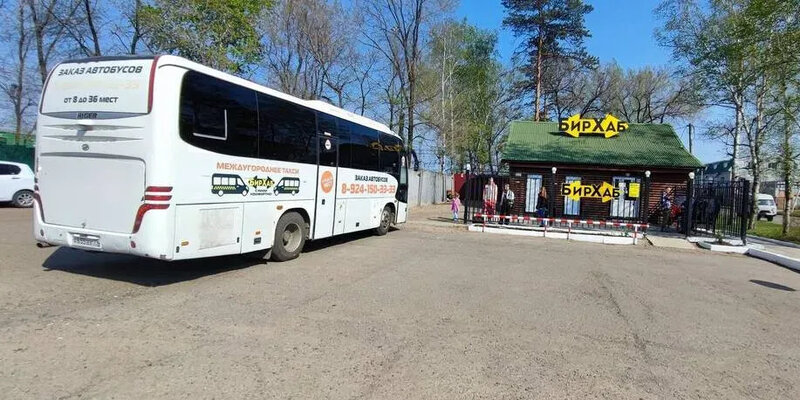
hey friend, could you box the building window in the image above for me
[525,174,542,213]
[610,176,641,219]
[564,176,580,216]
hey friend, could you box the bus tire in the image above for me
[375,206,393,236]
[271,212,306,261]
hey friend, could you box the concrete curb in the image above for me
[467,224,638,245]
[747,248,800,271]
[694,240,800,271]
[696,241,749,254]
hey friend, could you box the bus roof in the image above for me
[60,55,398,138]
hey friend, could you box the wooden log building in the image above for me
[501,120,703,223]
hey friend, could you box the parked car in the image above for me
[756,193,778,221]
[0,161,35,208]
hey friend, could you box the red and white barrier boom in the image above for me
[472,213,649,241]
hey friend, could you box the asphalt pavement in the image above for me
[1,206,799,399]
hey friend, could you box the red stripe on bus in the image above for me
[144,194,172,201]
[147,56,161,113]
[132,203,169,234]
[145,186,173,193]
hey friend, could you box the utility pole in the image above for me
[687,123,694,155]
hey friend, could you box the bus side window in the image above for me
[258,92,316,164]
[337,119,353,169]
[379,133,402,178]
[350,125,380,172]
[179,71,258,158]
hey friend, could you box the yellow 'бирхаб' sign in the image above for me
[561,181,620,203]
[558,114,629,138]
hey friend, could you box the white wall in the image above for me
[408,170,453,207]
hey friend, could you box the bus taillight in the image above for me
[132,186,172,234]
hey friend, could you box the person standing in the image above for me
[483,177,498,214]
[535,187,549,218]
[451,192,462,223]
[660,188,672,232]
[500,183,515,225]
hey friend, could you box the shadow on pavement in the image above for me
[749,279,796,292]
[427,217,456,223]
[42,247,258,287]
[41,229,390,286]
[302,228,387,253]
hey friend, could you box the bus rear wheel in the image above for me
[271,212,307,262]
[375,206,393,236]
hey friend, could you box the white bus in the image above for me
[34,55,412,261]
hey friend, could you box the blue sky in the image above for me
[455,0,726,164]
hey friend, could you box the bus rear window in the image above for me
[40,58,155,118]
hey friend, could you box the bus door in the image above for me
[314,135,338,239]
[396,154,409,223]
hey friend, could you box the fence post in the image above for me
[644,170,651,224]
[550,167,557,218]
[463,170,470,223]
[741,179,750,244]
[685,172,695,238]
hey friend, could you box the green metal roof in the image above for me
[502,121,703,169]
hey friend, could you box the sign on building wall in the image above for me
[558,114,629,138]
[561,181,620,203]
[561,180,640,202]
[628,182,640,198]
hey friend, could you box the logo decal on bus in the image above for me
[212,173,249,197]
[320,171,334,193]
[247,175,275,196]
[274,177,301,195]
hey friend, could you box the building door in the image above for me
[564,176,581,216]
[610,176,640,219]
[525,174,542,213]
[314,135,338,239]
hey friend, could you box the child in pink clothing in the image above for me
[451,193,462,223]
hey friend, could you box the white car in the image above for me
[756,193,778,221]
[0,161,35,208]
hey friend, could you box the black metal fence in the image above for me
[685,179,750,242]
[460,172,751,242]
[461,174,510,222]
[461,173,652,224]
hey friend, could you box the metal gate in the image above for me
[461,174,510,222]
[685,179,750,242]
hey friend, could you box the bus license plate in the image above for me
[72,235,101,249]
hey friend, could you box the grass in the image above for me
[748,220,800,244]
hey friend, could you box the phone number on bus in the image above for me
[341,183,397,195]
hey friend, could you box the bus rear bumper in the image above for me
[33,207,173,260]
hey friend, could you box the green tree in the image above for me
[141,0,269,74]
[501,0,595,121]
[658,0,800,229]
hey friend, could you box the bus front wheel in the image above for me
[271,212,307,262]
[375,206,393,236]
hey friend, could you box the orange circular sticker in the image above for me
[320,171,334,193]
